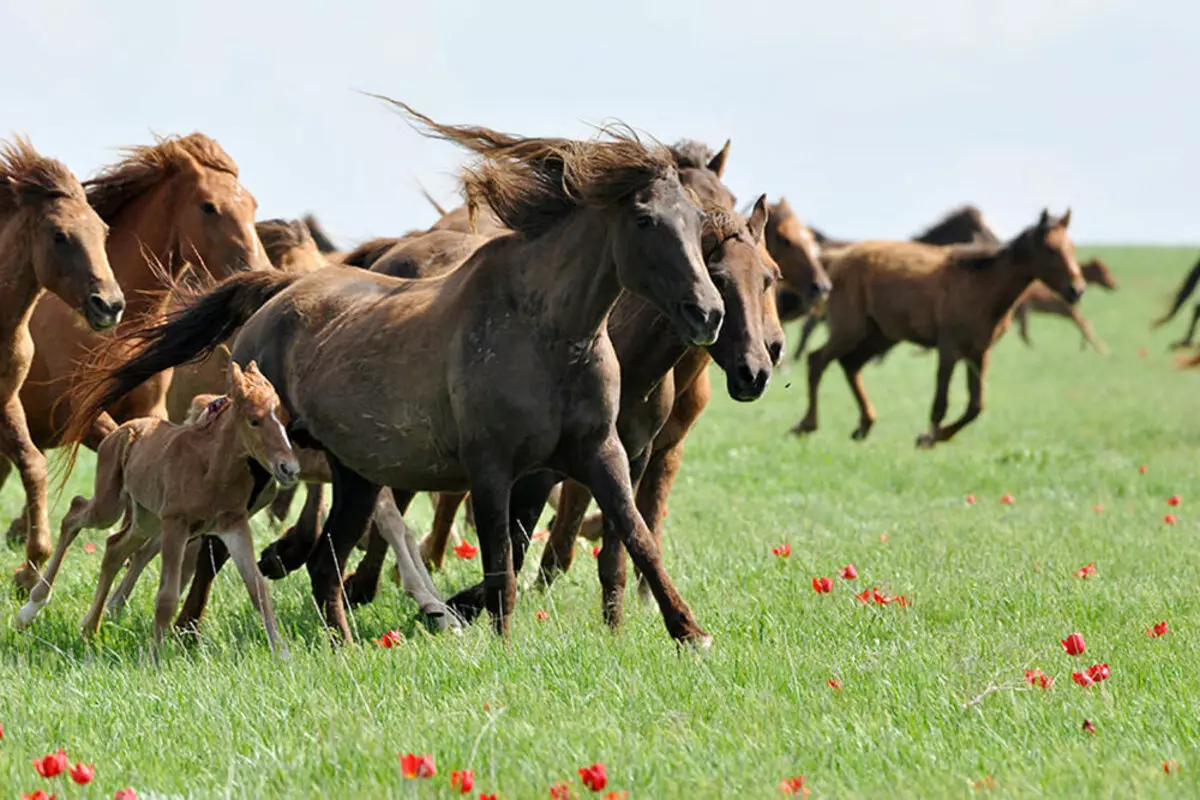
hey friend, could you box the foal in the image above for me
[795,209,1085,447]
[18,361,297,653]
[1013,258,1118,353]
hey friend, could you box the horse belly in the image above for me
[865,277,938,347]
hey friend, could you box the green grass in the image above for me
[3,246,1200,798]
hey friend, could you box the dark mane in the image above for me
[949,215,1055,271]
[0,137,85,215]
[914,205,1000,247]
[373,96,676,238]
[255,218,316,266]
[85,133,239,222]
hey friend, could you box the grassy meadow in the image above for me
[3,245,1200,798]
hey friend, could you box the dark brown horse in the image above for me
[795,210,1084,447]
[1013,258,1118,353]
[0,138,124,585]
[1153,254,1200,349]
[64,104,725,645]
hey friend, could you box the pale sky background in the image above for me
[2,1,1193,245]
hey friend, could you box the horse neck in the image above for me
[103,180,182,323]
[975,254,1037,323]
[195,406,249,485]
[609,294,689,394]
[0,214,46,335]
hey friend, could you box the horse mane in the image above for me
[255,218,317,266]
[914,205,1001,247]
[669,139,714,170]
[85,133,238,222]
[373,96,676,238]
[0,137,86,215]
[702,207,744,244]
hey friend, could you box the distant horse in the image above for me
[0,138,125,584]
[1013,258,1118,353]
[1153,253,1200,349]
[63,102,726,646]
[7,134,268,587]
[795,210,1084,447]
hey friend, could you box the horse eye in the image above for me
[249,419,260,428]
[200,201,218,216]
[52,230,68,244]
[635,215,653,229]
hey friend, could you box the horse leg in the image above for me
[305,459,381,644]
[933,352,988,443]
[535,479,593,588]
[419,491,466,570]
[793,341,837,435]
[268,484,297,526]
[174,535,229,635]
[633,440,683,603]
[152,519,190,647]
[343,489,414,607]
[1170,304,1200,349]
[219,518,288,658]
[1071,309,1107,354]
[792,313,822,361]
[107,527,160,617]
[917,348,957,448]
[81,508,157,637]
[841,340,890,441]
[446,462,514,636]
[576,434,706,644]
[1015,305,1032,347]
[258,481,324,580]
[1,397,51,591]
[370,492,460,631]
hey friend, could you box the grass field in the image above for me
[2,246,1200,798]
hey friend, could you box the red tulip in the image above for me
[451,769,475,794]
[1071,671,1095,687]
[827,678,842,690]
[1168,495,1182,507]
[83,543,97,554]
[779,776,810,795]
[0,722,4,739]
[21,792,56,800]
[1074,563,1096,579]
[69,762,95,785]
[114,791,138,800]
[481,794,498,800]
[454,541,479,560]
[1024,668,1053,689]
[1082,719,1096,734]
[1164,759,1180,774]
[33,749,67,778]
[1086,663,1110,682]
[399,753,436,779]
[550,781,572,799]
[1061,632,1086,656]
[965,494,976,505]
[811,577,833,594]
[1164,514,1177,525]
[374,630,403,649]
[578,762,607,792]
[535,610,549,621]
[1148,620,1169,637]
[591,546,601,559]
[772,543,791,558]
[839,564,857,580]
[999,493,1014,505]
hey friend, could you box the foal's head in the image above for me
[256,218,328,274]
[1081,257,1118,290]
[703,196,780,401]
[765,198,831,314]
[1012,209,1086,303]
[0,138,125,329]
[228,361,300,487]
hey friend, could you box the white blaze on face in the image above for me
[269,407,291,451]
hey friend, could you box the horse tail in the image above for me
[59,272,299,474]
[302,214,339,254]
[1154,256,1200,327]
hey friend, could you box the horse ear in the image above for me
[245,360,261,376]
[748,194,768,243]
[228,360,245,394]
[1060,208,1071,228]
[707,139,731,178]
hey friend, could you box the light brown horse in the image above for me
[7,134,268,586]
[1013,258,1118,353]
[795,210,1085,447]
[63,103,725,646]
[18,361,297,654]
[0,138,125,587]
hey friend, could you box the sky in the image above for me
[2,1,1193,245]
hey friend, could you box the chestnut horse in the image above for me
[795,210,1085,447]
[63,104,725,645]
[0,138,124,586]
[6,134,267,586]
[1013,258,1118,353]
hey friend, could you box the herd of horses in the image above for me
[0,98,1171,651]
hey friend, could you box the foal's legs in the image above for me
[840,336,893,441]
[81,509,159,637]
[174,536,229,634]
[151,519,191,646]
[219,519,288,657]
[108,535,201,617]
[930,352,988,444]
[420,491,466,570]
[917,349,958,448]
[258,482,325,580]
[366,491,460,631]
[343,489,415,607]
[1,396,52,591]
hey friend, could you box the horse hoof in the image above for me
[682,630,714,651]
[257,537,309,581]
[15,597,46,629]
[342,573,378,609]
[5,518,28,546]
[850,427,871,441]
[790,420,817,437]
[915,433,937,449]
[446,586,486,624]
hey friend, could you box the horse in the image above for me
[0,137,125,587]
[7,134,268,587]
[1012,258,1118,353]
[794,209,1085,447]
[18,361,297,655]
[62,103,726,646]
[1153,253,1200,349]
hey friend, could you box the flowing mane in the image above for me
[85,133,239,222]
[374,96,676,237]
[0,137,85,215]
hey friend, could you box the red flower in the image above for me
[1061,632,1086,656]
[21,792,56,800]
[69,762,95,785]
[811,577,833,594]
[1024,668,1053,690]
[965,494,976,505]
[839,564,857,580]
[1074,563,1096,579]
[535,610,549,621]
[0,722,4,739]
[604,793,628,800]
[579,762,607,792]
[999,493,1014,505]
[1072,671,1095,687]
[451,769,475,794]
[550,781,572,799]
[374,630,403,648]
[1086,663,1110,682]
[973,775,998,791]
[399,753,436,779]
[891,595,910,607]
[1168,495,1182,507]
[1164,514,1177,525]
[83,543,97,554]
[1164,759,1180,774]
[591,546,601,559]
[532,529,549,541]
[1082,719,1096,734]
[772,543,791,558]
[454,540,479,560]
[1139,464,1148,473]
[879,532,888,542]
[827,678,842,690]
[1093,504,1104,513]
[1148,620,1169,637]
[114,791,138,800]
[481,795,498,800]
[779,776,810,795]
[33,749,67,778]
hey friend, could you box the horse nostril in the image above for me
[736,364,756,388]
[768,341,783,365]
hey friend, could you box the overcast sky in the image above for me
[2,1,1191,245]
